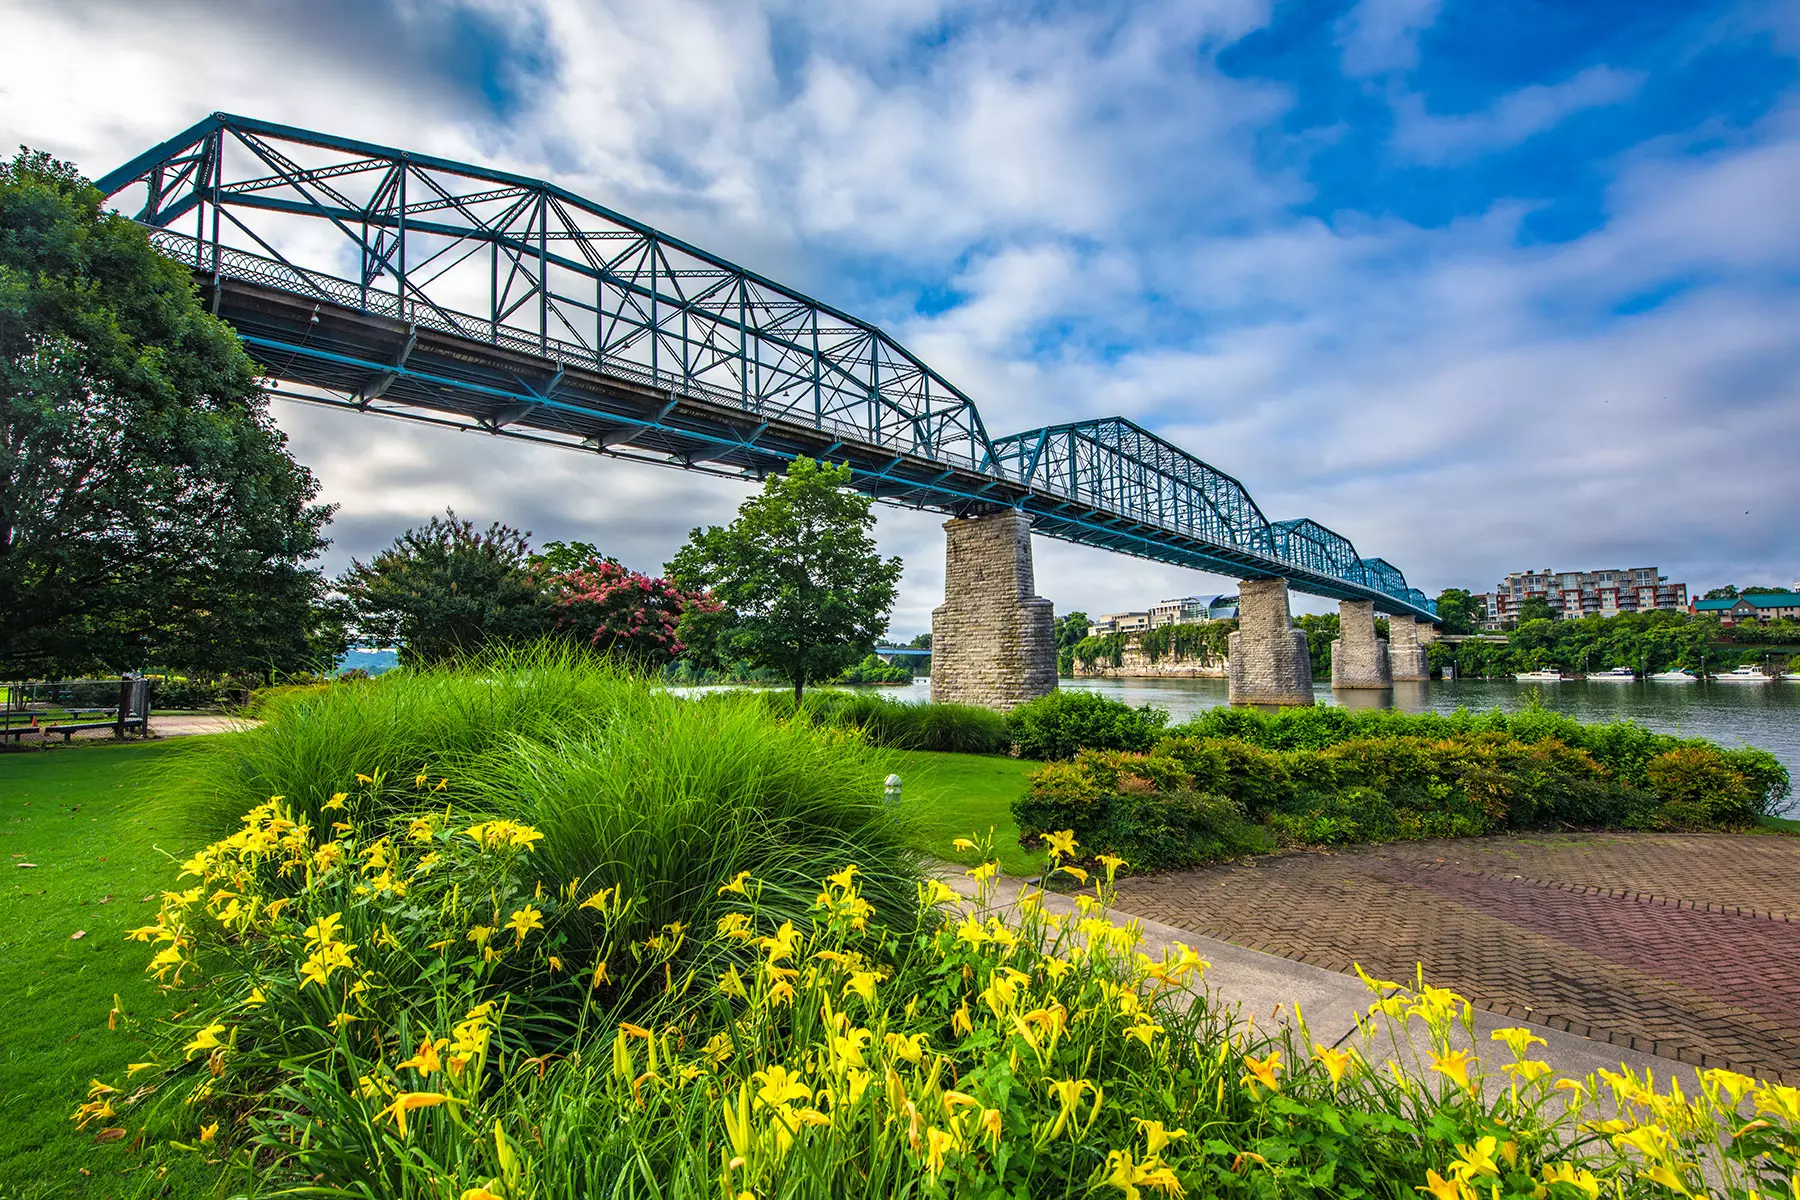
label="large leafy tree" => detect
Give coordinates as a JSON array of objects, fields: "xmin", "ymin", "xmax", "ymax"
[
  {"xmin": 337, "ymin": 511, "xmax": 548, "ymax": 665},
  {"xmin": 1, "ymin": 150, "xmax": 335, "ymax": 678},
  {"xmin": 666, "ymin": 458, "xmax": 901, "ymax": 701},
  {"xmin": 1433, "ymin": 588, "xmax": 1478, "ymax": 635}
]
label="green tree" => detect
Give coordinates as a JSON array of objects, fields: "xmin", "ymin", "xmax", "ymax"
[
  {"xmin": 1, "ymin": 150, "xmax": 335, "ymax": 678},
  {"xmin": 1516, "ymin": 595, "xmax": 1556, "ymax": 624},
  {"xmin": 1703, "ymin": 585, "xmax": 1739, "ymax": 600},
  {"xmin": 1433, "ymin": 588, "xmax": 1478, "ymax": 635},
  {"xmin": 1743, "ymin": 586, "xmax": 1795, "ymax": 596},
  {"xmin": 337, "ymin": 511, "xmax": 548, "ymax": 665},
  {"xmin": 1054, "ymin": 611, "xmax": 1091, "ymax": 650},
  {"xmin": 666, "ymin": 458, "xmax": 901, "ymax": 702}
]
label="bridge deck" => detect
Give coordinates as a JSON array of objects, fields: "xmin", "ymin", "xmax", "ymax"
[{"xmin": 98, "ymin": 113, "xmax": 1435, "ymax": 620}]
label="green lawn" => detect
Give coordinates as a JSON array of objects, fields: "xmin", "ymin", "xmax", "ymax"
[
  {"xmin": 0, "ymin": 737, "xmax": 1041, "ymax": 1198},
  {"xmin": 1760, "ymin": 813, "xmax": 1800, "ymax": 834},
  {"xmin": 890, "ymin": 748, "xmax": 1049, "ymax": 877},
  {"xmin": 0, "ymin": 742, "xmax": 221, "ymax": 1200}
]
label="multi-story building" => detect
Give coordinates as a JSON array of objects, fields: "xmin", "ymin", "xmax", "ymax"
[
  {"xmin": 1089, "ymin": 595, "xmax": 1237, "ymax": 637},
  {"xmin": 1473, "ymin": 567, "xmax": 1688, "ymax": 627},
  {"xmin": 1691, "ymin": 592, "xmax": 1800, "ymax": 625}
]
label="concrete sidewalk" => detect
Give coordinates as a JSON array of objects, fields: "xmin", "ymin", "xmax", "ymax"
[{"xmin": 942, "ymin": 868, "xmax": 1674, "ymax": 1093}]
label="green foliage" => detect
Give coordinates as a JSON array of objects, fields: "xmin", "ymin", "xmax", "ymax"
[
  {"xmin": 1019, "ymin": 700, "xmax": 1792, "ymax": 870},
  {"xmin": 1, "ymin": 149, "xmax": 336, "ymax": 678},
  {"xmin": 1053, "ymin": 610, "xmax": 1090, "ymax": 650},
  {"xmin": 1643, "ymin": 746, "xmax": 1761, "ymax": 829},
  {"xmin": 1516, "ymin": 595, "xmax": 1557, "ymax": 623},
  {"xmin": 1071, "ymin": 631, "xmax": 1127, "ymax": 669},
  {"xmin": 667, "ymin": 458, "xmax": 902, "ymax": 701},
  {"xmin": 756, "ymin": 689, "xmax": 1011, "ymax": 754},
  {"xmin": 1704, "ymin": 584, "xmax": 1739, "ymax": 600},
  {"xmin": 834, "ymin": 653, "xmax": 913, "ymax": 684},
  {"xmin": 1169, "ymin": 703, "xmax": 1790, "ymax": 814},
  {"xmin": 1138, "ymin": 620, "xmax": 1233, "ymax": 664},
  {"xmin": 1006, "ymin": 689, "xmax": 1168, "ymax": 760},
  {"xmin": 337, "ymin": 510, "xmax": 548, "ymax": 666},
  {"xmin": 1434, "ymin": 587, "xmax": 1480, "ymax": 634},
  {"xmin": 1296, "ymin": 612, "xmax": 1339, "ymax": 677}
]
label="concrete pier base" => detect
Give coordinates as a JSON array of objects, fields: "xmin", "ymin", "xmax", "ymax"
[
  {"xmin": 1331, "ymin": 599, "xmax": 1391, "ymax": 689},
  {"xmin": 1227, "ymin": 578, "xmax": 1315, "ymax": 706},
  {"xmin": 930, "ymin": 510, "xmax": 1056, "ymax": 711},
  {"xmin": 1389, "ymin": 614, "xmax": 1430, "ymax": 681}
]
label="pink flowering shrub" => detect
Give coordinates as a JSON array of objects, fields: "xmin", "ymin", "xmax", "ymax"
[{"xmin": 541, "ymin": 558, "xmax": 719, "ymax": 666}]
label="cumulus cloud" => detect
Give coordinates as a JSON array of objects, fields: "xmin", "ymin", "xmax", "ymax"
[{"xmin": 3, "ymin": 0, "xmax": 1796, "ymax": 631}]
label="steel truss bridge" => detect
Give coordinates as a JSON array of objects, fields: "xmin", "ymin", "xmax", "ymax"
[{"xmin": 98, "ymin": 113, "xmax": 1435, "ymax": 620}]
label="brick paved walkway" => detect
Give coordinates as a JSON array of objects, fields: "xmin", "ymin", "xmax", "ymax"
[{"xmin": 1110, "ymin": 832, "xmax": 1800, "ymax": 1080}]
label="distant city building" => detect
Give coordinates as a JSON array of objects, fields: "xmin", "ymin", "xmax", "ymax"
[
  {"xmin": 1691, "ymin": 592, "xmax": 1800, "ymax": 624},
  {"xmin": 1472, "ymin": 567, "xmax": 1688, "ymax": 628},
  {"xmin": 1089, "ymin": 594, "xmax": 1237, "ymax": 637}
]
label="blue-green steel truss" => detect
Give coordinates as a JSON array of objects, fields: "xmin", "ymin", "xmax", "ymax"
[{"xmin": 96, "ymin": 113, "xmax": 1434, "ymax": 619}]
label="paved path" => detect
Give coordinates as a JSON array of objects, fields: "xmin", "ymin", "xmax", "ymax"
[
  {"xmin": 941, "ymin": 869, "xmax": 1674, "ymax": 1099},
  {"xmin": 1110, "ymin": 832, "xmax": 1800, "ymax": 1081}
]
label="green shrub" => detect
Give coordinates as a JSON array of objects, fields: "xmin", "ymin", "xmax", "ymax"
[
  {"xmin": 1154, "ymin": 735, "xmax": 1295, "ymax": 818},
  {"xmin": 1013, "ymin": 721, "xmax": 1764, "ymax": 872},
  {"xmin": 1643, "ymin": 745, "xmax": 1760, "ymax": 829},
  {"xmin": 1012, "ymin": 749, "xmax": 1271, "ymax": 870},
  {"xmin": 1006, "ymin": 689, "xmax": 1167, "ymax": 760},
  {"xmin": 1170, "ymin": 703, "xmax": 1792, "ymax": 815}
]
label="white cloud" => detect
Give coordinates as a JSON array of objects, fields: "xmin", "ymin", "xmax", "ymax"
[
  {"xmin": 1336, "ymin": 0, "xmax": 1441, "ymax": 77},
  {"xmin": 2, "ymin": 0, "xmax": 1796, "ymax": 630},
  {"xmin": 1392, "ymin": 65, "xmax": 1645, "ymax": 163}
]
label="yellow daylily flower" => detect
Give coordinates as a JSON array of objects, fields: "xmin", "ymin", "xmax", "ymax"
[
  {"xmin": 376, "ymin": 1091, "xmax": 458, "ymax": 1136},
  {"xmin": 504, "ymin": 905, "xmax": 543, "ymax": 943},
  {"xmin": 1241, "ymin": 1052, "xmax": 1281, "ymax": 1095},
  {"xmin": 1043, "ymin": 829, "xmax": 1077, "ymax": 859}
]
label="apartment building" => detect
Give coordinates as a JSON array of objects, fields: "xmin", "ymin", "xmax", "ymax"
[
  {"xmin": 1472, "ymin": 567, "xmax": 1688, "ymax": 627},
  {"xmin": 1089, "ymin": 594, "xmax": 1238, "ymax": 637}
]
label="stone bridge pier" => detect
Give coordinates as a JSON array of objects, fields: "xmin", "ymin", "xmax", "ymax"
[
  {"xmin": 1389, "ymin": 614, "xmax": 1430, "ymax": 681},
  {"xmin": 1331, "ymin": 599, "xmax": 1391, "ymax": 689},
  {"xmin": 930, "ymin": 510, "xmax": 1056, "ymax": 711},
  {"xmin": 1227, "ymin": 578, "xmax": 1314, "ymax": 706}
]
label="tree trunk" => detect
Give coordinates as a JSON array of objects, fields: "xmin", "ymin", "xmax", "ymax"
[{"xmin": 793, "ymin": 673, "xmax": 804, "ymax": 705}]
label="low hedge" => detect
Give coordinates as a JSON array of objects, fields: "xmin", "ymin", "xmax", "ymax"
[
  {"xmin": 1005, "ymin": 689, "xmax": 1168, "ymax": 760},
  {"xmin": 1014, "ymin": 729, "xmax": 1779, "ymax": 873},
  {"xmin": 1171, "ymin": 704, "xmax": 1791, "ymax": 816}
]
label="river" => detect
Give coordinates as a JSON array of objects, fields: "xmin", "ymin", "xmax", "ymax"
[{"xmin": 877, "ymin": 675, "xmax": 1800, "ymax": 810}]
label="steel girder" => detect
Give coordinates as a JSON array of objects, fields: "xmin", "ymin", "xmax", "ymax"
[
  {"xmin": 96, "ymin": 113, "xmax": 990, "ymax": 468},
  {"xmin": 95, "ymin": 113, "xmax": 1435, "ymax": 622}
]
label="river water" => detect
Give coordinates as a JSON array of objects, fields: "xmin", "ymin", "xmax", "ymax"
[{"xmin": 878, "ymin": 675, "xmax": 1800, "ymax": 810}]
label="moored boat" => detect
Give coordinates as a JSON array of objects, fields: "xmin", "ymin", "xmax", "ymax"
[
  {"xmin": 1587, "ymin": 666, "xmax": 1637, "ymax": 681},
  {"xmin": 1712, "ymin": 664, "xmax": 1772, "ymax": 683},
  {"xmin": 1514, "ymin": 669, "xmax": 1568, "ymax": 682},
  {"xmin": 1649, "ymin": 669, "xmax": 1698, "ymax": 683}
]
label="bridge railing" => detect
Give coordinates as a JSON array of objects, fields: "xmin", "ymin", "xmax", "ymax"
[{"xmin": 150, "ymin": 229, "xmax": 886, "ymax": 456}]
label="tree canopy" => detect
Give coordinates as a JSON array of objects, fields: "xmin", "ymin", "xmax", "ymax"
[
  {"xmin": 337, "ymin": 511, "xmax": 548, "ymax": 666},
  {"xmin": 1, "ymin": 149, "xmax": 335, "ymax": 679},
  {"xmin": 666, "ymin": 458, "xmax": 901, "ymax": 701},
  {"xmin": 1432, "ymin": 588, "xmax": 1479, "ymax": 635}
]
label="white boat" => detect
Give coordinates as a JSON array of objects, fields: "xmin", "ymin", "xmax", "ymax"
[
  {"xmin": 1712, "ymin": 664, "xmax": 1772, "ymax": 683},
  {"xmin": 1587, "ymin": 667, "xmax": 1637, "ymax": 682},
  {"xmin": 1514, "ymin": 669, "xmax": 1568, "ymax": 682},
  {"xmin": 1649, "ymin": 669, "xmax": 1698, "ymax": 683},
  {"xmin": 1784, "ymin": 673, "xmax": 1800, "ymax": 683}
]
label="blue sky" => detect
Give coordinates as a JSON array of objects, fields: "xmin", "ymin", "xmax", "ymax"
[{"xmin": 3, "ymin": 0, "xmax": 1798, "ymax": 633}]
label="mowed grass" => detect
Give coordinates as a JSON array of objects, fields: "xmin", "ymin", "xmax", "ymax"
[
  {"xmin": 890, "ymin": 748, "xmax": 1048, "ymax": 877},
  {"xmin": 0, "ymin": 741, "xmax": 220, "ymax": 1200}
]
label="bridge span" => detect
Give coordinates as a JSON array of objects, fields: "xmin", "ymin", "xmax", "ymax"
[{"xmin": 98, "ymin": 113, "xmax": 1437, "ymax": 707}]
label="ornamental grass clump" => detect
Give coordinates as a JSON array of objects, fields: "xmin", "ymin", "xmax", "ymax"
[{"xmin": 90, "ymin": 809, "xmax": 1800, "ymax": 1198}]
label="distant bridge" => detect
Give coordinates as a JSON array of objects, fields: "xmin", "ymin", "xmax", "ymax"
[{"xmin": 97, "ymin": 113, "xmax": 1434, "ymax": 621}]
